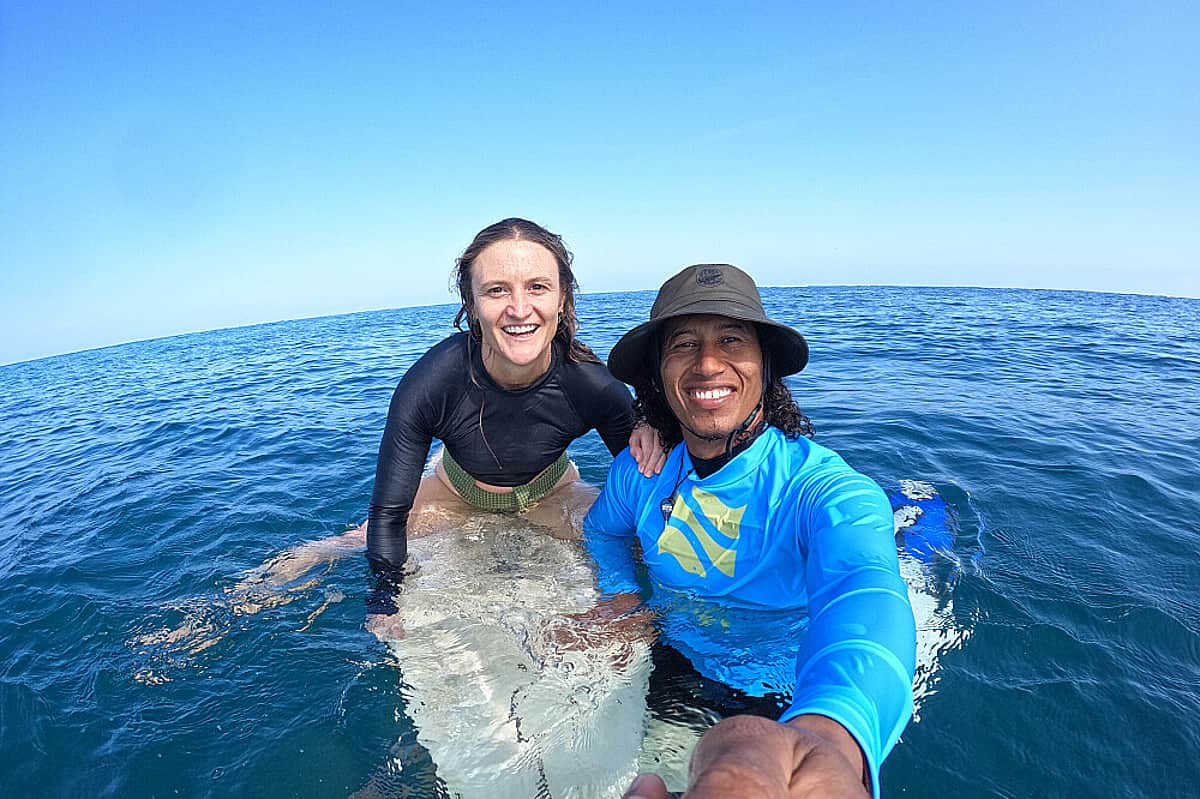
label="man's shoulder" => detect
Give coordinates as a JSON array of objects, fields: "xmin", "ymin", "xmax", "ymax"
[
  {"xmin": 604, "ymin": 445, "xmax": 682, "ymax": 502},
  {"xmin": 607, "ymin": 446, "xmax": 648, "ymax": 486},
  {"xmin": 587, "ymin": 443, "xmax": 693, "ymax": 535},
  {"xmin": 760, "ymin": 426, "xmax": 831, "ymax": 466},
  {"xmin": 758, "ymin": 428, "xmax": 872, "ymax": 491}
]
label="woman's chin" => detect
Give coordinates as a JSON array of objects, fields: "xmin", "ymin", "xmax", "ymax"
[{"xmin": 482, "ymin": 340, "xmax": 553, "ymax": 384}]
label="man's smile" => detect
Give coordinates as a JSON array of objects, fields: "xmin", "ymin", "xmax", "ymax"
[{"xmin": 687, "ymin": 385, "xmax": 736, "ymax": 407}]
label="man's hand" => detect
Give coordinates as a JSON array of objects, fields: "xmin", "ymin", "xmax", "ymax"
[
  {"xmin": 540, "ymin": 593, "xmax": 655, "ymax": 668},
  {"xmin": 622, "ymin": 714, "xmax": 868, "ymax": 799}
]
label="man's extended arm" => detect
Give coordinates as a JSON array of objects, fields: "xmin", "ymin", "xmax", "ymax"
[
  {"xmin": 622, "ymin": 469, "xmax": 912, "ymax": 799},
  {"xmin": 781, "ymin": 470, "xmax": 916, "ymax": 797}
]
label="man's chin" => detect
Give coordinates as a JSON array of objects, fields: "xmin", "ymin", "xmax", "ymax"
[
  {"xmin": 679, "ymin": 411, "xmax": 733, "ymax": 437},
  {"xmin": 681, "ymin": 423, "xmax": 735, "ymax": 450}
]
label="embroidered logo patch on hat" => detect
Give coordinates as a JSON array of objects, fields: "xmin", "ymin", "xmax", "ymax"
[{"xmin": 697, "ymin": 266, "xmax": 724, "ymax": 287}]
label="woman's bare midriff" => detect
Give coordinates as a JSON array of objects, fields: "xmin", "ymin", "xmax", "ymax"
[
  {"xmin": 433, "ymin": 459, "xmax": 580, "ymax": 497},
  {"xmin": 398, "ymin": 459, "xmax": 592, "ymax": 541}
]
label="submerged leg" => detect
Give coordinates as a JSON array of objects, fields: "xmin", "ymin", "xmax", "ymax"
[{"xmin": 236, "ymin": 525, "xmax": 367, "ymax": 590}]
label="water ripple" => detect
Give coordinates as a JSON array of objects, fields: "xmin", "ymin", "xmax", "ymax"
[{"xmin": 1, "ymin": 287, "xmax": 1198, "ymax": 798}]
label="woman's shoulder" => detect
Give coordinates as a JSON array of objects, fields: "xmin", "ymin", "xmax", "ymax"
[
  {"xmin": 557, "ymin": 344, "xmax": 619, "ymax": 383},
  {"xmin": 556, "ymin": 350, "xmax": 633, "ymax": 427},
  {"xmin": 558, "ymin": 354, "xmax": 627, "ymax": 398},
  {"xmin": 410, "ymin": 332, "xmax": 470, "ymax": 367},
  {"xmin": 395, "ymin": 332, "xmax": 471, "ymax": 391}
]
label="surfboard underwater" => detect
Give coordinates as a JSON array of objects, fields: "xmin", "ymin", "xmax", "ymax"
[
  {"xmin": 378, "ymin": 516, "xmax": 650, "ymax": 799},
  {"xmin": 371, "ymin": 479, "xmax": 962, "ymax": 798},
  {"xmin": 889, "ymin": 479, "xmax": 969, "ymax": 719}
]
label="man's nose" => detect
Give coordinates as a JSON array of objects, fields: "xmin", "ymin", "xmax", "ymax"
[{"xmin": 692, "ymin": 341, "xmax": 725, "ymax": 375}]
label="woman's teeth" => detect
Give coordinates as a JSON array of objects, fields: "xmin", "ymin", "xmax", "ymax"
[{"xmin": 503, "ymin": 324, "xmax": 538, "ymax": 335}]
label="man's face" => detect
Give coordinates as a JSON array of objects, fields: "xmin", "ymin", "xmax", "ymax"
[{"xmin": 659, "ymin": 314, "xmax": 764, "ymax": 458}]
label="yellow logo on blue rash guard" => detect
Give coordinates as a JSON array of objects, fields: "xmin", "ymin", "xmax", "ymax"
[{"xmin": 657, "ymin": 486, "xmax": 745, "ymax": 578}]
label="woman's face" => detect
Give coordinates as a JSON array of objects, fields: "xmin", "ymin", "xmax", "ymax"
[{"xmin": 470, "ymin": 239, "xmax": 565, "ymax": 388}]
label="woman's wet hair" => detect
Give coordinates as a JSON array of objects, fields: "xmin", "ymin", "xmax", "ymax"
[{"xmin": 451, "ymin": 218, "xmax": 599, "ymax": 365}]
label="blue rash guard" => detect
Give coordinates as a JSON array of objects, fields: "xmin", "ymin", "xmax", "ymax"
[{"xmin": 583, "ymin": 425, "xmax": 916, "ymax": 797}]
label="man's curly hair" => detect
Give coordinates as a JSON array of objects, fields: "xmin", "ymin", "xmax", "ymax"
[{"xmin": 632, "ymin": 360, "xmax": 814, "ymax": 452}]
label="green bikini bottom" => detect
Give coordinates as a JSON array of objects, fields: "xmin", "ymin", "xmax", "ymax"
[{"xmin": 440, "ymin": 450, "xmax": 570, "ymax": 513}]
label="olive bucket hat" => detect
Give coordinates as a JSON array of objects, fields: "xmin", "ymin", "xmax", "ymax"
[{"xmin": 607, "ymin": 263, "xmax": 809, "ymax": 385}]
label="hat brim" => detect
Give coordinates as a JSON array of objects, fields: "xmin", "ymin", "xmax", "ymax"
[{"xmin": 607, "ymin": 302, "xmax": 808, "ymax": 385}]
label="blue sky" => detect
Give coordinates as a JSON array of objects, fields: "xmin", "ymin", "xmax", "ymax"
[{"xmin": 2, "ymin": 1, "xmax": 1197, "ymax": 365}]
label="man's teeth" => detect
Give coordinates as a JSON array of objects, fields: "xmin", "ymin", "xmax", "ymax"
[
  {"xmin": 503, "ymin": 324, "xmax": 538, "ymax": 335},
  {"xmin": 692, "ymin": 388, "xmax": 732, "ymax": 400}
]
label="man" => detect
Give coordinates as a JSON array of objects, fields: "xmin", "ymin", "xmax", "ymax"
[{"xmin": 583, "ymin": 264, "xmax": 916, "ymax": 799}]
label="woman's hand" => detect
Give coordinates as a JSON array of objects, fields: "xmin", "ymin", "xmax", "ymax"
[
  {"xmin": 365, "ymin": 611, "xmax": 407, "ymax": 642},
  {"xmin": 629, "ymin": 422, "xmax": 668, "ymax": 477}
]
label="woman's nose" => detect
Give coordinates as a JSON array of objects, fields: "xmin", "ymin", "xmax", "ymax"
[{"xmin": 507, "ymin": 290, "xmax": 530, "ymax": 317}]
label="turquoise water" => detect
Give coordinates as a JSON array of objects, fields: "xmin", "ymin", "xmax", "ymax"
[{"xmin": 1, "ymin": 286, "xmax": 1197, "ymax": 798}]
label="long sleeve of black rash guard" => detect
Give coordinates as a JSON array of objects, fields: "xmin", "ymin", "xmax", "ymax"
[{"xmin": 365, "ymin": 346, "xmax": 445, "ymax": 583}]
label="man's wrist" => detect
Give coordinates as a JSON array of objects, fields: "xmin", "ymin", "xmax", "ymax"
[{"xmin": 785, "ymin": 714, "xmax": 867, "ymax": 788}]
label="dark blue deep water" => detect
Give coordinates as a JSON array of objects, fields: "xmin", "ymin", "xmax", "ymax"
[{"xmin": 2, "ymin": 286, "xmax": 1198, "ymax": 798}]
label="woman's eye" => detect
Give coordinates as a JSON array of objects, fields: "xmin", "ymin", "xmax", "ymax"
[{"xmin": 486, "ymin": 286, "xmax": 506, "ymax": 296}]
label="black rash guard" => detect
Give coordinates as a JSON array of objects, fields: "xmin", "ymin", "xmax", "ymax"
[{"xmin": 366, "ymin": 333, "xmax": 634, "ymax": 579}]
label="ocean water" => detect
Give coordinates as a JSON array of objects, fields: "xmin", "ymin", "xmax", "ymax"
[{"xmin": 1, "ymin": 286, "xmax": 1198, "ymax": 798}]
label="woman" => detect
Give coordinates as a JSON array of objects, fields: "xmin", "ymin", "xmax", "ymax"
[
  {"xmin": 135, "ymin": 220, "xmax": 661, "ymax": 797},
  {"xmin": 244, "ymin": 218, "xmax": 661, "ymax": 597},
  {"xmin": 351, "ymin": 218, "xmax": 661, "ymax": 797},
  {"xmin": 366, "ymin": 216, "xmax": 660, "ymax": 589}
]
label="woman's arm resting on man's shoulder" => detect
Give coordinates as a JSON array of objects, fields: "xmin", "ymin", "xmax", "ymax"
[{"xmin": 629, "ymin": 422, "xmax": 668, "ymax": 477}]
